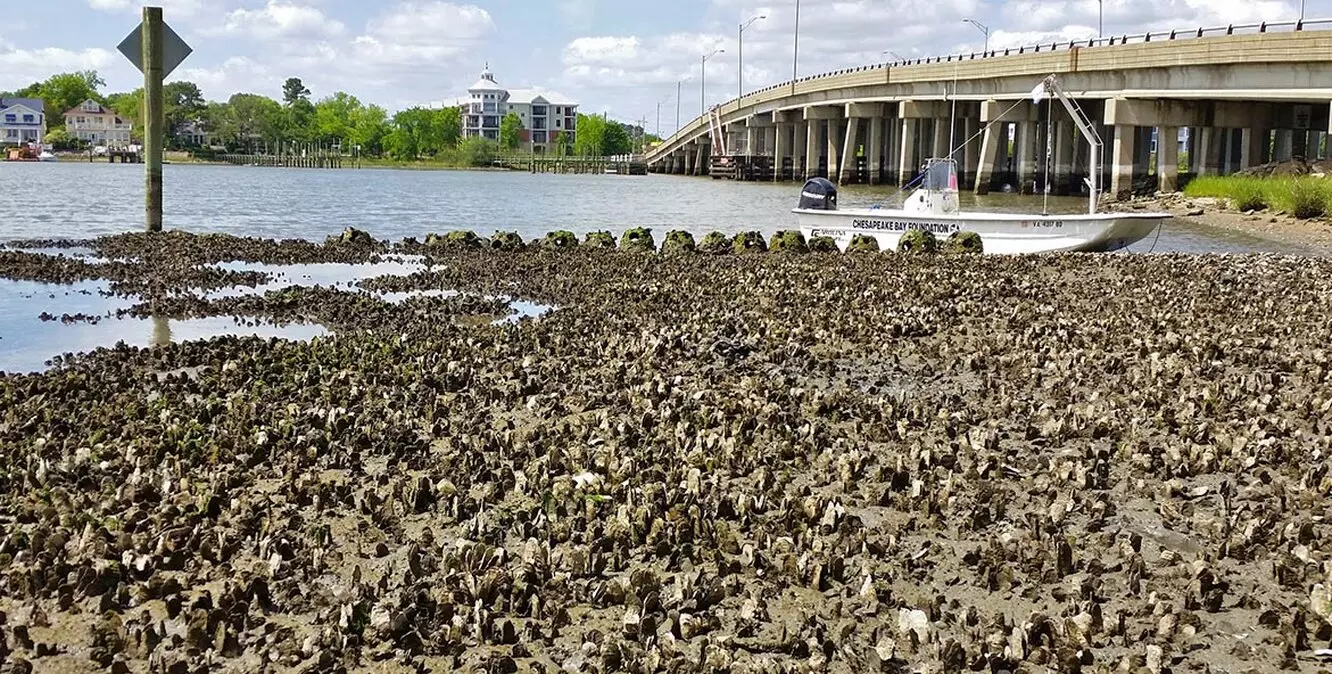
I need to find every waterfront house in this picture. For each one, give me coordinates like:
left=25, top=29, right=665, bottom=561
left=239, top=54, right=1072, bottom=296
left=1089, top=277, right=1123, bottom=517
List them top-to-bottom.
left=439, top=65, right=578, bottom=154
left=0, top=98, right=46, bottom=146
left=64, top=99, right=133, bottom=147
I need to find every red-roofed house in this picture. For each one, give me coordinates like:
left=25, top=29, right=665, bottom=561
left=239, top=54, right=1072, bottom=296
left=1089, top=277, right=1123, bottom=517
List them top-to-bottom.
left=64, top=99, right=133, bottom=147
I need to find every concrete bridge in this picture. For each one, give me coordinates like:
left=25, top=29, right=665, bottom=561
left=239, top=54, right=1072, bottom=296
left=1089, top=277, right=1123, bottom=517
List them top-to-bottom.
left=644, top=20, right=1332, bottom=197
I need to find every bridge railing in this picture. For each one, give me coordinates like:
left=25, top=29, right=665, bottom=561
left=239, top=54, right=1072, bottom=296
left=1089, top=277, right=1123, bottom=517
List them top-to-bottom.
left=648, top=17, right=1332, bottom=160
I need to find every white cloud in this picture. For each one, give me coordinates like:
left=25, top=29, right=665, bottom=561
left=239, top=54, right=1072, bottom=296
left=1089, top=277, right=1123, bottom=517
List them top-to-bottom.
left=86, top=0, right=207, bottom=18
left=216, top=1, right=346, bottom=40
left=0, top=47, right=116, bottom=90
left=172, top=56, right=280, bottom=97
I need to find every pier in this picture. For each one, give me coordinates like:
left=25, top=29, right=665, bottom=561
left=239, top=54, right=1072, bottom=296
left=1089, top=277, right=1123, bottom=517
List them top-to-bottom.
left=647, top=20, right=1332, bottom=197
left=218, top=152, right=348, bottom=169
left=494, top=154, right=647, bottom=175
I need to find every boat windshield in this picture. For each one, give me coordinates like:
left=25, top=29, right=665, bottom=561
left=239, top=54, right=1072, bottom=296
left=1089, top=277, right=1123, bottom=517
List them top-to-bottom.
left=923, top=159, right=958, bottom=192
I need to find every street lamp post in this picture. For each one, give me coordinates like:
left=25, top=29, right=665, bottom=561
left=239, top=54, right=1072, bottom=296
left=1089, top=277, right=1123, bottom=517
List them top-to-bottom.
left=792, top=0, right=801, bottom=91
left=1098, top=0, right=1103, bottom=38
left=739, top=14, right=766, bottom=99
left=963, top=18, right=990, bottom=54
left=702, top=48, right=725, bottom=116
left=882, top=49, right=906, bottom=62
left=676, top=80, right=683, bottom=133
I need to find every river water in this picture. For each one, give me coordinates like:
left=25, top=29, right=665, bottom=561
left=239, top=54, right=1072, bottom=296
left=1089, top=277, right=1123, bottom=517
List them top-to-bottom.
left=0, top=161, right=1306, bottom=253
left=0, top=161, right=1307, bottom=373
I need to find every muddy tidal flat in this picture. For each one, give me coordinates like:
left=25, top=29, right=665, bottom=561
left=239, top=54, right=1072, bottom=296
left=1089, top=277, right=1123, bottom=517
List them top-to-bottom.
left=3, top=232, right=1332, bottom=674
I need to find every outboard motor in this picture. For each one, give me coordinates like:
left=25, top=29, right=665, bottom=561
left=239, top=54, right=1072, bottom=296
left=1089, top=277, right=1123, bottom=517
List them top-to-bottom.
left=799, top=177, right=838, bottom=210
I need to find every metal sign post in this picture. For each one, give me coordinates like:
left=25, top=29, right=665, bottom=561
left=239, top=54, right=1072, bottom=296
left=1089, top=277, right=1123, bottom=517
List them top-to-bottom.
left=117, top=7, right=192, bottom=233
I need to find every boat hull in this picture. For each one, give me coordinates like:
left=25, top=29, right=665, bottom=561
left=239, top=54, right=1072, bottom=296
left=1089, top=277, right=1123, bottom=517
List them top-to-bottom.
left=795, top=208, right=1170, bottom=254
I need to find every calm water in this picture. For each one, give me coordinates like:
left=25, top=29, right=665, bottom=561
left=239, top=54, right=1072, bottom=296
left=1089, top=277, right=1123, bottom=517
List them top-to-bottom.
left=0, top=161, right=1306, bottom=254
left=0, top=161, right=1306, bottom=372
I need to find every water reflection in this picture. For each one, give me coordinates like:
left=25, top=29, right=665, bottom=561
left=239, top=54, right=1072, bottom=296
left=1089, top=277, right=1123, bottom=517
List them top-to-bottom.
left=0, top=256, right=553, bottom=374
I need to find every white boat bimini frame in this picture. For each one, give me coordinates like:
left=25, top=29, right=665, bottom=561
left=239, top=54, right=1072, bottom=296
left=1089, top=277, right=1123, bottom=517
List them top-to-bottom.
left=793, top=74, right=1170, bottom=254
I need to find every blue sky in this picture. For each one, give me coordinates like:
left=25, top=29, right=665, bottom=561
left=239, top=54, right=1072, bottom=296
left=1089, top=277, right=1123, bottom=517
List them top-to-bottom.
left=0, top=0, right=1310, bottom=132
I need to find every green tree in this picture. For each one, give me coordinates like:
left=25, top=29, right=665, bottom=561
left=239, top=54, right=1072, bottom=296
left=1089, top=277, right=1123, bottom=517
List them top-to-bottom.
left=35, top=70, right=106, bottom=116
left=282, top=77, right=311, bottom=106
left=164, top=81, right=205, bottom=131
left=105, top=90, right=142, bottom=132
left=313, top=92, right=362, bottom=147
left=225, top=93, right=282, bottom=150
left=283, top=99, right=316, bottom=143
left=349, top=104, right=389, bottom=156
left=384, top=107, right=435, bottom=159
left=432, top=107, right=462, bottom=148
left=499, top=111, right=523, bottom=150
left=573, top=113, right=606, bottom=156
left=603, top=122, right=632, bottom=156
left=44, top=127, right=78, bottom=150
left=459, top=136, right=498, bottom=166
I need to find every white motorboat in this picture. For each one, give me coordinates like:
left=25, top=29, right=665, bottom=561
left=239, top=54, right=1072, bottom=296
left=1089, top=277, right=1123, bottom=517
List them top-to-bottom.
left=794, top=74, right=1170, bottom=254
left=37, top=150, right=58, bottom=162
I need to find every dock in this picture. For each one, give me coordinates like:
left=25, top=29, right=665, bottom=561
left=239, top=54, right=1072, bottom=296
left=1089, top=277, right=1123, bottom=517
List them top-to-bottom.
left=218, top=152, right=348, bottom=169
left=494, top=155, right=647, bottom=175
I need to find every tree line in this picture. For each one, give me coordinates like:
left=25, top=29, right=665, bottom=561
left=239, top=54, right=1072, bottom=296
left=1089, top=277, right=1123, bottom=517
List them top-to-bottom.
left=2, top=71, right=658, bottom=161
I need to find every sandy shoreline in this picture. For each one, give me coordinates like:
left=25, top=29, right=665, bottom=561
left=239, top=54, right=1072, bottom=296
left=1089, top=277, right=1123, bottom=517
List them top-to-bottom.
left=1109, top=193, right=1332, bottom=253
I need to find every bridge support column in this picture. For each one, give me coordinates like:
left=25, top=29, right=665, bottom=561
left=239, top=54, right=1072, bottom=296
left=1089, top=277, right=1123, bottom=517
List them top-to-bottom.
left=884, top=115, right=900, bottom=185
left=839, top=117, right=859, bottom=183
left=868, top=117, right=884, bottom=184
left=962, top=117, right=980, bottom=187
left=827, top=119, right=844, bottom=180
left=898, top=119, right=917, bottom=187
left=931, top=119, right=949, bottom=159
left=805, top=120, right=820, bottom=178
left=1053, top=120, right=1075, bottom=194
left=793, top=121, right=808, bottom=180
left=1016, top=121, right=1038, bottom=194
left=773, top=123, right=786, bottom=181
left=974, top=124, right=999, bottom=194
left=1110, top=124, right=1135, bottom=200
left=1157, top=125, right=1179, bottom=192
left=1238, top=128, right=1260, bottom=170
left=1274, top=129, right=1293, bottom=162
left=1293, top=130, right=1309, bottom=159
left=1308, top=131, right=1323, bottom=160
left=694, top=144, right=706, bottom=176
left=684, top=147, right=695, bottom=175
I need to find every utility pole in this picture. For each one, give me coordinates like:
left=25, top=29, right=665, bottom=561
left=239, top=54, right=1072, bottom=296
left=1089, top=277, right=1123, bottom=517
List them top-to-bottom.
left=792, top=0, right=801, bottom=94
left=1098, top=0, right=1103, bottom=38
left=142, top=7, right=164, bottom=232
left=739, top=15, right=766, bottom=99
left=702, top=48, right=725, bottom=116
left=676, top=80, right=682, bottom=133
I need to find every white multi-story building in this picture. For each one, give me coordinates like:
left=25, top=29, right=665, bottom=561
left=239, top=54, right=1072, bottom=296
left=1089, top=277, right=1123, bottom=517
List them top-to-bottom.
left=448, top=65, right=578, bottom=154
left=0, top=98, right=46, bottom=146
left=64, top=99, right=133, bottom=147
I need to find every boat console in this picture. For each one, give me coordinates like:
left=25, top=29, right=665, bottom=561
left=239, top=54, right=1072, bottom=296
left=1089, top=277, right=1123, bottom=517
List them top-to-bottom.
left=904, top=158, right=960, bottom=215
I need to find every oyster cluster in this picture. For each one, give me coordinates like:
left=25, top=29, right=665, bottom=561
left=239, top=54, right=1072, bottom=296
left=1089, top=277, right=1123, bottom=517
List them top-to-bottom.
left=2, top=231, right=1332, bottom=673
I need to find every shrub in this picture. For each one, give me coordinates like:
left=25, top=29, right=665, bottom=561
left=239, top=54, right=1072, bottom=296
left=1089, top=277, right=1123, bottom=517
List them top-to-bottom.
left=1290, top=180, right=1329, bottom=219
left=1228, top=182, right=1268, bottom=212
left=620, top=227, right=655, bottom=252
left=897, top=229, right=938, bottom=255
left=541, top=230, right=580, bottom=249
left=662, top=230, right=696, bottom=255
left=769, top=230, right=809, bottom=253
left=425, top=231, right=484, bottom=249
left=490, top=231, right=525, bottom=251
left=583, top=231, right=616, bottom=249
left=733, top=231, right=767, bottom=254
left=943, top=231, right=984, bottom=254
left=698, top=232, right=732, bottom=254
left=848, top=234, right=880, bottom=253
left=808, top=236, right=839, bottom=253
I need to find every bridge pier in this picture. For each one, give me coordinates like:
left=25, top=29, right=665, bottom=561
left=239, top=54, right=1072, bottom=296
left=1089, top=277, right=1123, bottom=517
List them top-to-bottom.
left=1158, top=125, right=1180, bottom=192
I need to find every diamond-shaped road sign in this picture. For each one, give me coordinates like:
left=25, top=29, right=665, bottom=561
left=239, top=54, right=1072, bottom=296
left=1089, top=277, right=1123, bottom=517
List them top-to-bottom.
left=118, top=20, right=192, bottom=78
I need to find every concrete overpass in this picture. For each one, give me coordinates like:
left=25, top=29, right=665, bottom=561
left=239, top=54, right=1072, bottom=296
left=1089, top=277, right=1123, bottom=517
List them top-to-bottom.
left=644, top=20, right=1332, bottom=197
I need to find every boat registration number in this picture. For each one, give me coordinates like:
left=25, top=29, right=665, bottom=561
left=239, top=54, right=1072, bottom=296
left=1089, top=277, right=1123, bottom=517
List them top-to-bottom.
left=847, top=219, right=960, bottom=234
left=1021, top=221, right=1065, bottom=228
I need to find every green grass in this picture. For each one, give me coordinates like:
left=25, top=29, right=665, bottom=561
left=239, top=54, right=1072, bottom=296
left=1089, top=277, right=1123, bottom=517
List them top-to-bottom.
left=1182, top=175, right=1332, bottom=219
